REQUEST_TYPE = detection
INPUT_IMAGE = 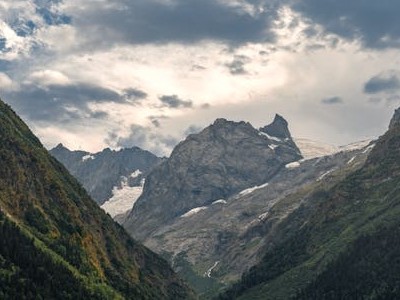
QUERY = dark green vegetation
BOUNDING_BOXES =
[0,99,195,299]
[218,111,400,299]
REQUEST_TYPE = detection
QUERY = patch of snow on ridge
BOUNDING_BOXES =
[82,154,95,162]
[347,156,357,165]
[204,261,220,278]
[101,172,144,218]
[268,144,278,150]
[212,199,227,205]
[317,168,336,182]
[239,182,269,197]
[285,161,301,169]
[259,131,282,142]
[362,143,375,154]
[181,206,208,218]
[130,170,142,178]
[258,212,268,220]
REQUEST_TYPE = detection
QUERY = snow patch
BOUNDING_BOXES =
[181,206,208,218]
[239,182,269,197]
[101,173,144,218]
[362,143,375,154]
[82,154,95,162]
[258,212,269,220]
[317,169,336,182]
[212,199,227,205]
[347,156,357,165]
[204,261,220,278]
[259,131,282,142]
[285,161,301,169]
[130,169,142,179]
[268,144,278,150]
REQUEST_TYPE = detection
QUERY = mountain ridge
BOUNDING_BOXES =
[0,99,195,299]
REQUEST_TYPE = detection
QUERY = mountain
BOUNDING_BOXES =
[124,116,303,241]
[141,138,374,297]
[50,144,161,213]
[218,107,400,299]
[0,99,194,299]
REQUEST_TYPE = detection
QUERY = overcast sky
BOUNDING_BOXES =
[1,0,400,156]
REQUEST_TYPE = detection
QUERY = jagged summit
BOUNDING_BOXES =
[260,113,292,139]
[389,107,400,130]
[54,142,66,149]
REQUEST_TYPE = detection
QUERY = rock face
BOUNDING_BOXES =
[125,116,302,241]
[50,145,161,205]
[389,107,400,130]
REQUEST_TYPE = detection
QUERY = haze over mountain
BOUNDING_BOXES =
[0,99,194,299]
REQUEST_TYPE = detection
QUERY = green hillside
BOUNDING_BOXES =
[0,99,195,299]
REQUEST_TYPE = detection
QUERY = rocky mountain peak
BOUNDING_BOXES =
[389,107,400,130]
[260,113,292,140]
[125,115,302,240]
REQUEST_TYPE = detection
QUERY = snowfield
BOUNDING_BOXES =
[101,170,144,217]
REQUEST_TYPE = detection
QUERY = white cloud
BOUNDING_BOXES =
[28,69,71,86]
[0,72,13,90]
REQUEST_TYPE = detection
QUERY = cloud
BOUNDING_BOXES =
[29,69,71,86]
[5,82,124,122]
[292,0,400,48]
[106,124,179,156]
[364,70,400,94]
[226,55,250,75]
[184,124,203,136]
[159,94,193,108]
[148,115,169,128]
[0,72,13,89]
[61,0,280,48]
[321,96,343,105]
[123,88,148,104]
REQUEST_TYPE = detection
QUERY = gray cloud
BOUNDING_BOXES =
[70,0,279,47]
[4,83,123,123]
[123,88,148,103]
[321,96,343,105]
[200,103,211,109]
[226,55,250,75]
[148,115,169,128]
[292,0,400,48]
[364,71,400,94]
[184,125,203,136]
[159,95,193,109]
[106,124,179,156]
